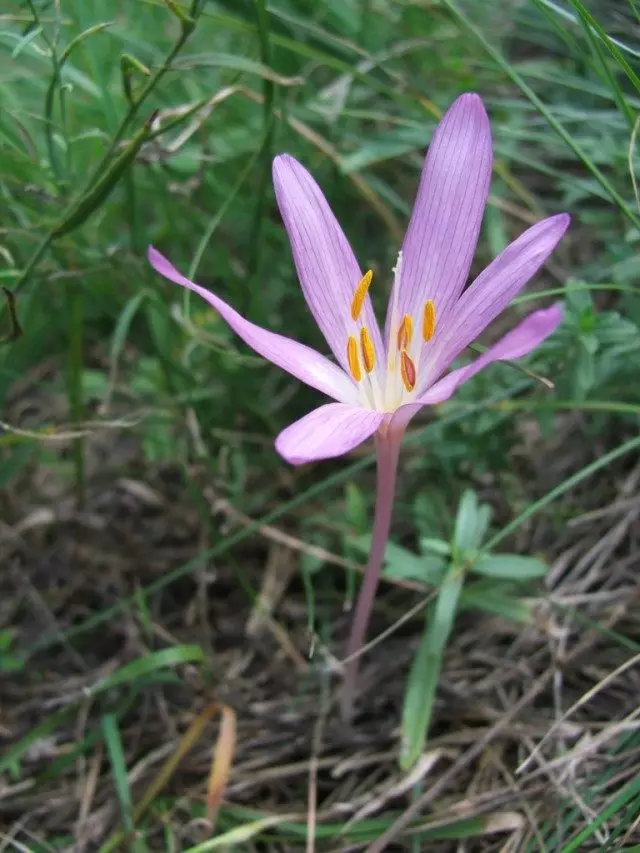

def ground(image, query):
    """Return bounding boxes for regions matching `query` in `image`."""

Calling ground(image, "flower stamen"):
[360,327,375,373]
[350,270,373,321]
[396,314,413,351]
[422,299,436,341]
[347,335,362,381]
[400,350,416,392]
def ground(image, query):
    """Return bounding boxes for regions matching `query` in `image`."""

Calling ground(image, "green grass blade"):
[564,0,640,95]
[440,0,640,228]
[400,563,464,769]
[101,714,134,833]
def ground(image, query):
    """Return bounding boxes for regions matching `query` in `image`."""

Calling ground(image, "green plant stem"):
[6,2,202,299]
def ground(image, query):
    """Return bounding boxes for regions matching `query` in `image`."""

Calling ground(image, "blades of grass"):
[534,0,640,58]
[25,0,64,181]
[52,110,156,239]
[99,701,236,853]
[527,729,640,852]
[488,398,640,416]
[3,0,204,303]
[0,703,76,777]
[559,771,640,852]
[199,5,416,108]
[631,114,640,212]
[513,283,640,305]
[97,645,205,692]
[66,282,85,507]
[459,586,535,624]
[102,291,149,412]
[183,814,299,852]
[400,562,464,769]
[187,128,266,279]
[0,287,22,343]
[247,0,275,302]
[0,645,205,775]
[18,382,533,659]
[485,432,640,551]
[440,0,640,228]
[33,693,139,786]
[101,714,135,835]
[46,21,114,177]
[560,0,636,127]
[564,0,640,95]
[218,805,520,844]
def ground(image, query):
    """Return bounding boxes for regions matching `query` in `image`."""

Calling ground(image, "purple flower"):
[149,94,568,465]
[149,93,569,716]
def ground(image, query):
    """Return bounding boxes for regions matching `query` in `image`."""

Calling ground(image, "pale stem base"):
[341,430,402,720]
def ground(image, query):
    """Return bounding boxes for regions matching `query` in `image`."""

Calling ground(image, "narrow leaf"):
[470,553,548,580]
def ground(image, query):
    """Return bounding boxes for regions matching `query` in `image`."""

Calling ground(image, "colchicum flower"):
[149,93,569,716]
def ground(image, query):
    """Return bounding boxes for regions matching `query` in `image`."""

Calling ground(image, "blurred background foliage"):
[1,1,640,850]
[1,0,638,496]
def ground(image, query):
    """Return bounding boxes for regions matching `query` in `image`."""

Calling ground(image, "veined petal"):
[428,214,569,379]
[388,305,562,433]
[148,247,358,405]
[272,154,384,370]
[420,305,563,405]
[387,93,492,341]
[275,403,383,464]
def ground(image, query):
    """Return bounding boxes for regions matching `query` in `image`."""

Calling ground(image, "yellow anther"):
[400,350,416,393]
[347,335,362,382]
[396,314,413,351]
[422,299,436,342]
[360,326,375,373]
[350,270,373,321]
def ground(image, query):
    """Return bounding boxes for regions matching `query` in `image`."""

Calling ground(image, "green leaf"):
[345,482,367,530]
[459,588,534,623]
[351,536,445,585]
[102,715,134,833]
[52,113,156,237]
[420,537,452,557]
[441,0,640,228]
[0,646,205,775]
[400,564,464,768]
[453,490,491,555]
[470,553,548,580]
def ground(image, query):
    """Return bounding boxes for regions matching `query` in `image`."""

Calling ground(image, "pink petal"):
[275,403,383,464]
[420,304,563,405]
[428,213,569,379]
[386,93,492,340]
[388,304,561,434]
[148,247,358,405]
[272,155,384,371]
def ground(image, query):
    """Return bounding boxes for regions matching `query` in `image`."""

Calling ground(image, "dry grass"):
[1,398,639,852]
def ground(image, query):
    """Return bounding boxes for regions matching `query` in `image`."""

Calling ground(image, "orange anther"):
[400,350,416,392]
[423,299,436,342]
[396,314,413,351]
[347,335,362,381]
[350,270,373,321]
[360,326,375,373]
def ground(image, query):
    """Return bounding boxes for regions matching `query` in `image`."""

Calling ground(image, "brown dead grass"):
[1,408,639,852]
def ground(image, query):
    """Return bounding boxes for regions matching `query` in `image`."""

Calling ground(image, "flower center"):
[345,269,437,412]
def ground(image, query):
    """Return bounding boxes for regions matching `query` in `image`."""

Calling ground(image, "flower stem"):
[341,431,401,720]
